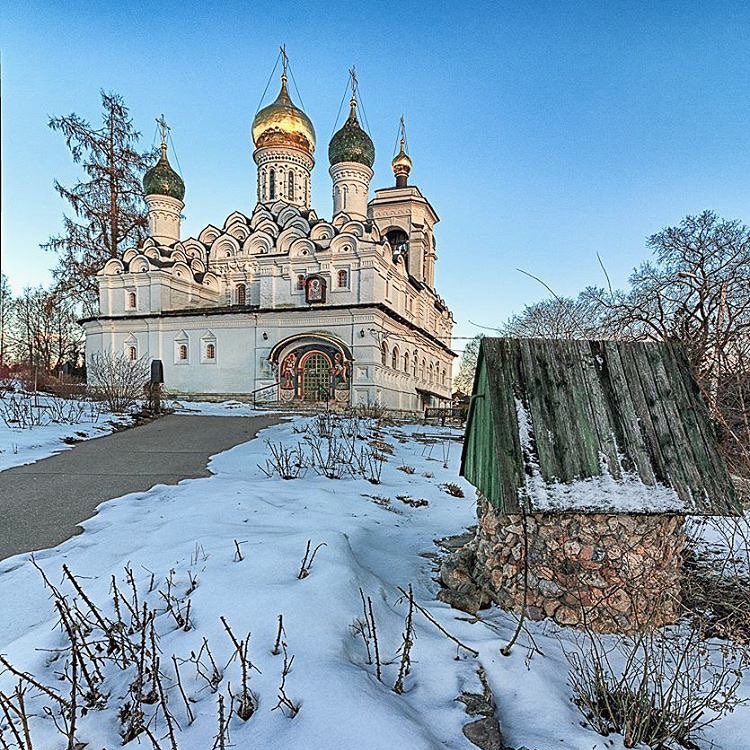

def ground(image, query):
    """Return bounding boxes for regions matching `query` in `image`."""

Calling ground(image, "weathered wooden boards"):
[460,338,739,516]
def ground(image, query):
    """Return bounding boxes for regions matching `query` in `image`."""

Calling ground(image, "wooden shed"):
[456,338,739,632]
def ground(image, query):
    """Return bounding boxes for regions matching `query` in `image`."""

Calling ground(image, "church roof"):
[143,144,185,200]
[329,99,375,168]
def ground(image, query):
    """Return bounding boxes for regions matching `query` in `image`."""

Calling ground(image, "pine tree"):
[43,91,154,315]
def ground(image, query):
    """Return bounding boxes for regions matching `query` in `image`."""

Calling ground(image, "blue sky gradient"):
[2,1,750,343]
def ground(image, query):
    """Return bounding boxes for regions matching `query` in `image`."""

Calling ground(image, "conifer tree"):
[43,91,154,314]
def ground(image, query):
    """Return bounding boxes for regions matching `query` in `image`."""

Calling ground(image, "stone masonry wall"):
[474,496,685,633]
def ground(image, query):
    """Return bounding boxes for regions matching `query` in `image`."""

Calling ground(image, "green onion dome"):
[143,144,185,200]
[328,99,375,168]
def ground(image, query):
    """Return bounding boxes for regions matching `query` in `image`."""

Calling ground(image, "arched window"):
[412,350,418,377]
[178,344,188,361]
[236,284,246,305]
[441,368,447,386]
[127,291,136,309]
[337,269,348,288]
[420,358,426,381]
[381,343,388,366]
[262,171,267,201]
[403,350,410,373]
[342,185,348,209]
[296,274,305,290]
[391,346,399,370]
[288,171,295,200]
[428,363,434,384]
[128,346,137,361]
[269,168,276,200]
[206,343,216,360]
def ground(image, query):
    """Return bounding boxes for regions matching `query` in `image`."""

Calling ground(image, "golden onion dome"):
[391,138,412,178]
[251,75,316,157]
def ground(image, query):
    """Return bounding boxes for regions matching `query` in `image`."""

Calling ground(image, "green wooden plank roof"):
[459,338,740,516]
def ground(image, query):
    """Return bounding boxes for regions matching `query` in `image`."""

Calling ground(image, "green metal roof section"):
[460,337,740,516]
[328,102,375,168]
[143,145,185,200]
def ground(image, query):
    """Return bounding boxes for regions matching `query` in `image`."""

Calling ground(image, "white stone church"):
[82,64,455,410]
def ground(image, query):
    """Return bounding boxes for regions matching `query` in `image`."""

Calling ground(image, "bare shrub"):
[683,515,750,642]
[397,464,416,474]
[258,440,306,480]
[566,624,747,748]
[87,351,149,413]
[305,433,353,479]
[353,445,385,484]
[352,400,386,420]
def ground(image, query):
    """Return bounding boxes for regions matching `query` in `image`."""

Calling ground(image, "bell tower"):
[369,119,438,287]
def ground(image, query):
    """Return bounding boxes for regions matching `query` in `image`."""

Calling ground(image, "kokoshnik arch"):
[82,59,455,409]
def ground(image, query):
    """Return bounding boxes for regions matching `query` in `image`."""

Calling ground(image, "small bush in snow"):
[441,482,465,498]
[87,351,149,413]
[397,464,416,474]
[566,623,747,749]
[258,440,306,479]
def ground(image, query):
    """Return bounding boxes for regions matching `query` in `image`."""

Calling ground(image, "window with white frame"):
[201,332,217,364]
[127,290,137,309]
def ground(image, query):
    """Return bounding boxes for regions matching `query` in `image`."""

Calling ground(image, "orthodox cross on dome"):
[392,115,413,187]
[396,115,409,155]
[280,43,289,81]
[349,66,358,105]
[156,114,171,154]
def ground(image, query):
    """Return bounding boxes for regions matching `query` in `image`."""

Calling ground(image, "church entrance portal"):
[300,352,331,401]
[274,336,352,405]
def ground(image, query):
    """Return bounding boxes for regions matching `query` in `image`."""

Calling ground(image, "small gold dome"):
[252,75,316,157]
[392,138,412,178]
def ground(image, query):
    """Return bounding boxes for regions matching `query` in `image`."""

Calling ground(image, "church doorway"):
[300,351,331,401]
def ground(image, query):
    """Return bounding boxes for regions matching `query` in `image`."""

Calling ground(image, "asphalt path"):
[0,414,281,562]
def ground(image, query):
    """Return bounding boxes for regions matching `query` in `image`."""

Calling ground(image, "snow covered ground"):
[0,413,747,749]
[0,390,128,472]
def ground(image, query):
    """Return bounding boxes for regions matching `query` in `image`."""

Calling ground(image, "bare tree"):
[0,274,12,368]
[7,286,83,373]
[43,91,154,315]
[453,335,482,395]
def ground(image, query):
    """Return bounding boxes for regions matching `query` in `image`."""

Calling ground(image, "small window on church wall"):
[296,274,305,290]
[403,351,409,373]
[391,347,399,370]
[428,363,434,384]
[178,344,188,361]
[381,343,388,367]
[269,169,276,200]
[342,185,348,209]
[288,171,294,200]
[127,291,136,309]
[128,346,137,361]
[420,359,425,381]
[337,269,348,288]
[206,343,216,360]
[236,284,246,305]
[412,351,418,377]
[441,368,447,386]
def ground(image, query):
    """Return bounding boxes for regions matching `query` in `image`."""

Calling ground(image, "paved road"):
[0,414,281,562]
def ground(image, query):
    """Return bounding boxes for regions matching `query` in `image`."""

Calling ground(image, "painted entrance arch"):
[270,333,353,404]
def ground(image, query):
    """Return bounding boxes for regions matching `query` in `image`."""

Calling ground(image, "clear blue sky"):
[3,0,750,345]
